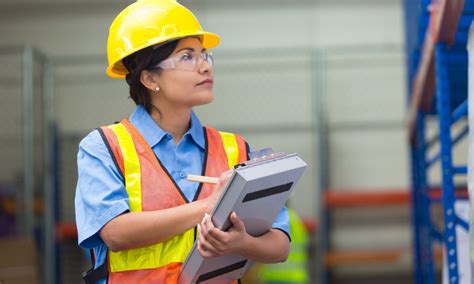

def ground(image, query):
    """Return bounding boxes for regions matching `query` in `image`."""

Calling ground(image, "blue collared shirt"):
[75,105,290,277]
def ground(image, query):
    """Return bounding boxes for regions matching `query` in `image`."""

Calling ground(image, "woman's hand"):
[197,211,248,258]
[204,170,233,213]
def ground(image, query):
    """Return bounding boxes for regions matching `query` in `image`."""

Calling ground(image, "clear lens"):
[154,52,213,71]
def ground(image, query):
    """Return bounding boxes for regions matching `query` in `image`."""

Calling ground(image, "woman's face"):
[153,37,214,109]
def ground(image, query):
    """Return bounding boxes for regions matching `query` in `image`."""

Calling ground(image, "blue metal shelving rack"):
[404,0,472,283]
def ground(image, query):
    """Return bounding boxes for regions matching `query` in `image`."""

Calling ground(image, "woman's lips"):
[197,79,214,85]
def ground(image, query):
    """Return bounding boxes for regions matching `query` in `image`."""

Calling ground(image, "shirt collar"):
[129,105,205,150]
[129,105,166,148]
[189,111,205,150]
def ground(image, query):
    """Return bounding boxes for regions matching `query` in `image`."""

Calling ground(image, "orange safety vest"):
[98,119,248,284]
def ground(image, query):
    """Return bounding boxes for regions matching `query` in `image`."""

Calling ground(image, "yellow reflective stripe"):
[108,123,142,212]
[288,209,309,244]
[219,131,239,169]
[261,208,309,282]
[262,259,308,281]
[109,228,195,272]
[287,251,307,262]
[107,123,195,272]
[289,245,306,254]
[262,267,308,282]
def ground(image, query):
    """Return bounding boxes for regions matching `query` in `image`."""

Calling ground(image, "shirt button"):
[166,134,172,139]
[179,172,186,178]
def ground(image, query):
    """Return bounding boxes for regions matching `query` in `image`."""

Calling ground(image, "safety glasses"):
[150,51,214,72]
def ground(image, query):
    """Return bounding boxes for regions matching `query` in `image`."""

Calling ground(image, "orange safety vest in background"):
[99,119,248,283]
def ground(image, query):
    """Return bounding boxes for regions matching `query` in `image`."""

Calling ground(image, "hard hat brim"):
[106,31,220,79]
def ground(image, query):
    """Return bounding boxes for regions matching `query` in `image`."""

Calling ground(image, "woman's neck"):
[149,103,191,145]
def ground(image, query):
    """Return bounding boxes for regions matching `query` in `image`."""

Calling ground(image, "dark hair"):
[122,40,179,113]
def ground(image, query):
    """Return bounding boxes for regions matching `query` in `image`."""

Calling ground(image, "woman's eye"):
[180,53,193,61]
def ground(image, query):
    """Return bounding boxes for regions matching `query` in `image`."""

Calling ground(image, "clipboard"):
[178,152,307,284]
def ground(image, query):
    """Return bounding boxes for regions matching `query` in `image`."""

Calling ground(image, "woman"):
[75,1,290,283]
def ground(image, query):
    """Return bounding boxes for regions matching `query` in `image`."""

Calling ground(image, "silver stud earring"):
[155,86,160,92]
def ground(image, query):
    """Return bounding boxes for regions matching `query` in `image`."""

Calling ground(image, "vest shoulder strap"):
[205,126,249,168]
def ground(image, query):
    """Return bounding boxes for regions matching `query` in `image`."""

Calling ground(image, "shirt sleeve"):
[272,206,291,242]
[246,144,291,241]
[75,130,130,249]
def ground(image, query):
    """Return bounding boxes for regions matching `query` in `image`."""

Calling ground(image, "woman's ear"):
[140,70,160,92]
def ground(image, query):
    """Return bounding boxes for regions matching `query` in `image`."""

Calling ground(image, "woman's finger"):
[208,227,227,242]
[203,213,215,232]
[199,228,216,248]
[197,240,214,258]
[199,221,208,237]
[200,226,224,252]
[199,236,221,256]
[216,170,233,189]
[229,212,245,232]
[205,229,226,249]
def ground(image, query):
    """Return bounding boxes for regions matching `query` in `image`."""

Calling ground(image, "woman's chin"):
[193,93,214,106]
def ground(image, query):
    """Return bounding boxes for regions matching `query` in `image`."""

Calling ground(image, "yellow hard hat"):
[106,0,220,78]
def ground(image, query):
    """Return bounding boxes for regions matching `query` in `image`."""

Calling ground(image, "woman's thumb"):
[230,212,244,231]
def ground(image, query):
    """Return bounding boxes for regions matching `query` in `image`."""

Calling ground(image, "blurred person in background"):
[260,207,309,284]
[74,0,291,283]
[243,207,310,284]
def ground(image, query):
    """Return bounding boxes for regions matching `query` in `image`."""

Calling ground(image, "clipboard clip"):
[234,148,286,169]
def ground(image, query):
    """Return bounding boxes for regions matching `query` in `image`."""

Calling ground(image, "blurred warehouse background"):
[0,0,470,283]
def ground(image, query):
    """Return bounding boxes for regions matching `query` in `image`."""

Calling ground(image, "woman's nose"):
[198,59,212,74]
